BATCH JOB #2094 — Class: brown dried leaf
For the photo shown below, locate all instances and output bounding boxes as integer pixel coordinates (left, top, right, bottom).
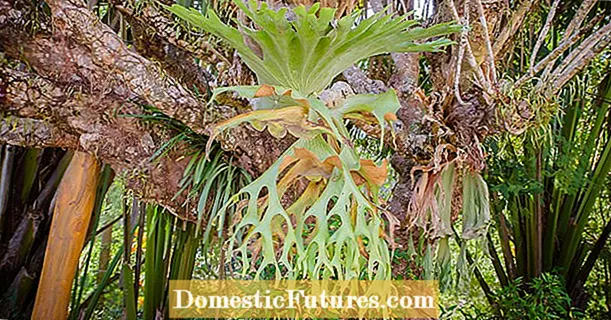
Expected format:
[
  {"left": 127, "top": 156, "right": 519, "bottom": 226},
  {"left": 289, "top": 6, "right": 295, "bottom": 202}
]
[
  {"left": 280, "top": 148, "right": 341, "bottom": 185},
  {"left": 254, "top": 84, "right": 277, "bottom": 97},
  {"left": 351, "top": 159, "right": 388, "bottom": 187}
]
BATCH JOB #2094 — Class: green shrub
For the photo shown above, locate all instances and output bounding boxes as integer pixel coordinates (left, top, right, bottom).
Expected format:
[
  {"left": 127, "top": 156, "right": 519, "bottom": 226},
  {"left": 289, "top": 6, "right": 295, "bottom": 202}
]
[{"left": 494, "top": 273, "right": 581, "bottom": 319}]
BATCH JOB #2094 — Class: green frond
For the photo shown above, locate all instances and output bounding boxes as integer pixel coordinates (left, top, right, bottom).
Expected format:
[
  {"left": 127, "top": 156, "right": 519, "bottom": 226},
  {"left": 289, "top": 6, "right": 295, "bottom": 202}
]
[
  {"left": 167, "top": 0, "right": 459, "bottom": 95},
  {"left": 222, "top": 136, "right": 391, "bottom": 279}
]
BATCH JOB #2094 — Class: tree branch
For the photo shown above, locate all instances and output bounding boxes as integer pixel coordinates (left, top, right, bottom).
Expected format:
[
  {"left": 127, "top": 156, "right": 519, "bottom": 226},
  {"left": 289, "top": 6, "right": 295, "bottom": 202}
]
[
  {"left": 474, "top": 0, "right": 497, "bottom": 83},
  {"left": 0, "top": 117, "right": 78, "bottom": 149},
  {"left": 515, "top": 15, "right": 602, "bottom": 87},
  {"left": 529, "top": 0, "right": 559, "bottom": 74},
  {"left": 540, "top": 0, "right": 598, "bottom": 80},
  {"left": 342, "top": 65, "right": 388, "bottom": 94},
  {"left": 44, "top": 0, "right": 215, "bottom": 132},
  {"left": 550, "top": 21, "right": 611, "bottom": 93},
  {"left": 493, "top": 0, "right": 536, "bottom": 58}
]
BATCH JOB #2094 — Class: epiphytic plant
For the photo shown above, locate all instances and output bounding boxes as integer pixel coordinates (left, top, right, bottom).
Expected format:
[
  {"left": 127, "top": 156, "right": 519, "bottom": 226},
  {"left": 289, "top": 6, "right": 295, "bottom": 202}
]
[{"left": 168, "top": 0, "right": 459, "bottom": 279}]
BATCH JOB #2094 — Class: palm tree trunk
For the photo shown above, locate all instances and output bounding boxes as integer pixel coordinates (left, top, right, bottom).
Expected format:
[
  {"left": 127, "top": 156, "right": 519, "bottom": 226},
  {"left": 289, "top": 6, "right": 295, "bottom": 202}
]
[{"left": 31, "top": 152, "right": 100, "bottom": 319}]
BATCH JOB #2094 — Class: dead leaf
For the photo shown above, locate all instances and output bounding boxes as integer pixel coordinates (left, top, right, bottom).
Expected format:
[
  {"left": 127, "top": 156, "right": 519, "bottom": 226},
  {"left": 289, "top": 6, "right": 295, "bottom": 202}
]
[
  {"left": 384, "top": 112, "right": 398, "bottom": 121},
  {"left": 352, "top": 159, "right": 388, "bottom": 186},
  {"left": 254, "top": 84, "right": 277, "bottom": 97}
]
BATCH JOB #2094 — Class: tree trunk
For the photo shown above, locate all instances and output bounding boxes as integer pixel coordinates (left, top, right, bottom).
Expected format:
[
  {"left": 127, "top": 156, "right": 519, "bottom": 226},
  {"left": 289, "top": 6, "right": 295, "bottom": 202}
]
[{"left": 31, "top": 152, "right": 100, "bottom": 319}]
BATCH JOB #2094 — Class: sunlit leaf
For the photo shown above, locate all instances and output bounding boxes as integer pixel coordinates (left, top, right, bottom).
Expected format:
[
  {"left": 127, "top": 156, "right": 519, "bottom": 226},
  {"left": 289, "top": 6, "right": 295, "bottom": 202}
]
[{"left": 167, "top": 0, "right": 459, "bottom": 94}]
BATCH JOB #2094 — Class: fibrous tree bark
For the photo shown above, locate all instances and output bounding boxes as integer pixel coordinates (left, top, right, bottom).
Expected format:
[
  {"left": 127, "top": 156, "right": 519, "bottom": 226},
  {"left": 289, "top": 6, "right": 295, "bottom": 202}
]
[{"left": 1, "top": 0, "right": 290, "bottom": 219}]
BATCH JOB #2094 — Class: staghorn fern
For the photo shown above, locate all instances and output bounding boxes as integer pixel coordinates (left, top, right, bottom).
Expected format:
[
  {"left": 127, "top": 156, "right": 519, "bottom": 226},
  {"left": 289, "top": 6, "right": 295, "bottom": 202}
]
[
  {"left": 461, "top": 170, "right": 491, "bottom": 240},
  {"left": 167, "top": 1, "right": 459, "bottom": 279},
  {"left": 227, "top": 137, "right": 392, "bottom": 279},
  {"left": 167, "top": 0, "right": 460, "bottom": 95},
  {"left": 208, "top": 85, "right": 399, "bottom": 279}
]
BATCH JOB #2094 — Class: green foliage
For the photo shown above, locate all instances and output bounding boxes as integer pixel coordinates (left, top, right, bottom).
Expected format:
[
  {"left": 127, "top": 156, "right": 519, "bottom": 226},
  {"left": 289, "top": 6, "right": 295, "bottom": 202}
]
[
  {"left": 167, "top": 0, "right": 459, "bottom": 95},
  {"left": 125, "top": 104, "right": 251, "bottom": 254},
  {"left": 485, "top": 64, "right": 611, "bottom": 317},
  {"left": 441, "top": 298, "right": 493, "bottom": 320},
  {"left": 70, "top": 182, "right": 218, "bottom": 319},
  {"left": 493, "top": 274, "right": 580, "bottom": 319},
  {"left": 164, "top": 1, "right": 459, "bottom": 280},
  {"left": 442, "top": 274, "right": 580, "bottom": 319},
  {"left": 210, "top": 86, "right": 400, "bottom": 279},
  {"left": 584, "top": 253, "right": 611, "bottom": 318},
  {"left": 142, "top": 205, "right": 169, "bottom": 320}
]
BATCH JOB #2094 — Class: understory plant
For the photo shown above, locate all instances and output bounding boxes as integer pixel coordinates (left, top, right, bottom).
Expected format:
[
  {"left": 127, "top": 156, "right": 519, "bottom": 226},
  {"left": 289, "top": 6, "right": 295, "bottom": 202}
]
[
  {"left": 168, "top": 0, "right": 460, "bottom": 279},
  {"left": 486, "top": 70, "right": 611, "bottom": 309},
  {"left": 492, "top": 273, "right": 581, "bottom": 319}
]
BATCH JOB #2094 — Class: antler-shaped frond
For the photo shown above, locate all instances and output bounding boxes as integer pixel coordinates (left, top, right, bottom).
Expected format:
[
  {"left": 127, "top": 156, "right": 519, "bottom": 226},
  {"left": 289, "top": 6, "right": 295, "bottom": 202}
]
[{"left": 167, "top": 0, "right": 460, "bottom": 95}]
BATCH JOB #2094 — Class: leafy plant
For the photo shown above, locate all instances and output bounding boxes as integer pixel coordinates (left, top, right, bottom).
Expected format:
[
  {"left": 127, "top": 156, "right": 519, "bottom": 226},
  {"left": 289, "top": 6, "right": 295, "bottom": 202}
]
[
  {"left": 168, "top": 0, "right": 460, "bottom": 95},
  {"left": 493, "top": 273, "right": 581, "bottom": 319},
  {"left": 485, "top": 71, "right": 611, "bottom": 310},
  {"left": 167, "top": 1, "right": 459, "bottom": 279},
  {"left": 210, "top": 86, "right": 399, "bottom": 279}
]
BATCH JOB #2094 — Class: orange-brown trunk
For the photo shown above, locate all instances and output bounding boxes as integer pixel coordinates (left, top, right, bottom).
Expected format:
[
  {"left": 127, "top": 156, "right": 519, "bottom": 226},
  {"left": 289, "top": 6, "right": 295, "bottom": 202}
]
[{"left": 32, "top": 152, "right": 100, "bottom": 319}]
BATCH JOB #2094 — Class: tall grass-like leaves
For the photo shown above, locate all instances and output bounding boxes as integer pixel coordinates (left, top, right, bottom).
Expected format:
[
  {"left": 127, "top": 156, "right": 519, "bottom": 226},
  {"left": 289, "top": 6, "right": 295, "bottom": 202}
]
[
  {"left": 169, "top": 223, "right": 200, "bottom": 281},
  {"left": 0, "top": 146, "right": 16, "bottom": 239},
  {"left": 122, "top": 196, "right": 137, "bottom": 320},
  {"left": 143, "top": 205, "right": 169, "bottom": 320},
  {"left": 82, "top": 247, "right": 123, "bottom": 320},
  {"left": 485, "top": 74, "right": 611, "bottom": 308},
  {"left": 167, "top": 0, "right": 460, "bottom": 95},
  {"left": 19, "top": 149, "right": 41, "bottom": 204}
]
